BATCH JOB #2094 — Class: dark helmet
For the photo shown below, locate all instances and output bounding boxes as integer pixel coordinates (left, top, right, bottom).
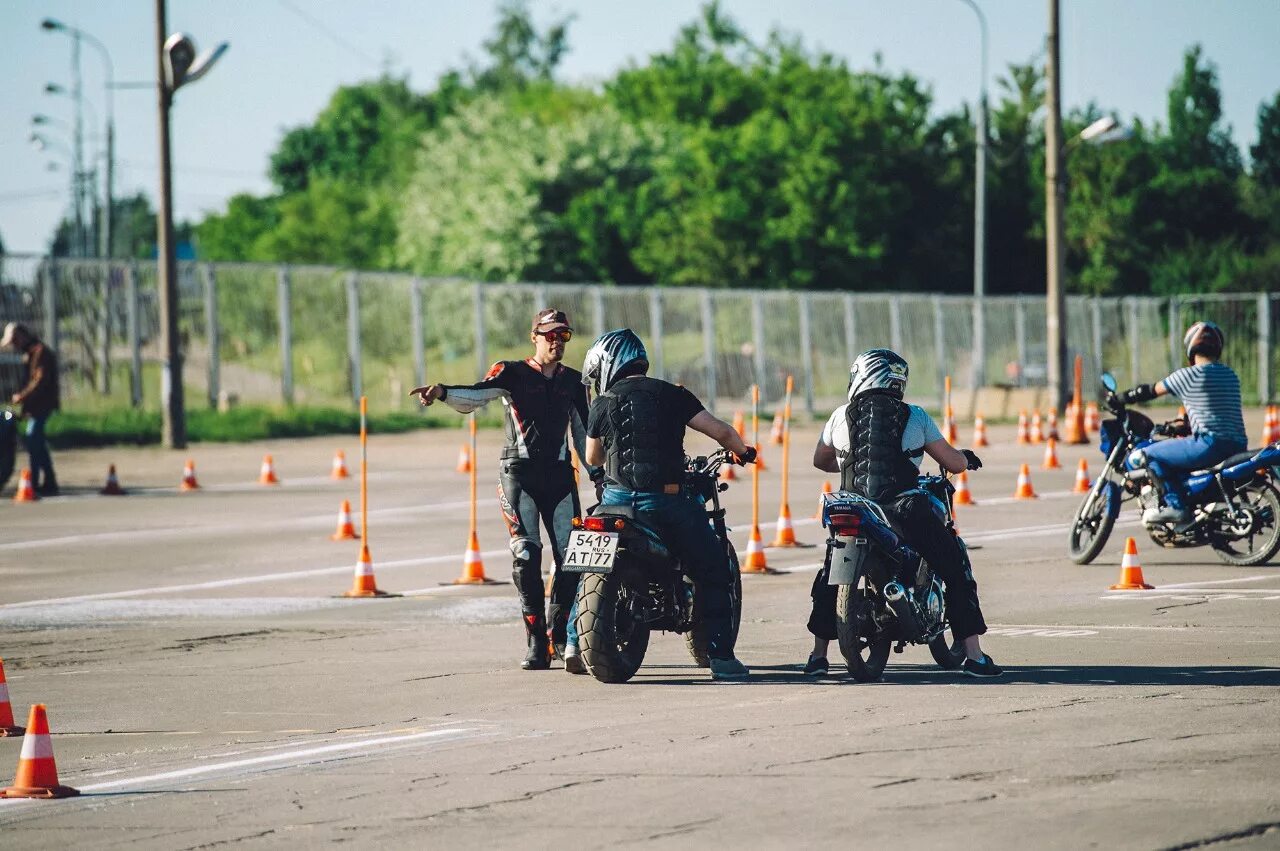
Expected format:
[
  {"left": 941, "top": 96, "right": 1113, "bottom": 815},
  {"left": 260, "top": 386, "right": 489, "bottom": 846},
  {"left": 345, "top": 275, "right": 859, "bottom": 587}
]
[
  {"left": 582, "top": 329, "right": 648, "bottom": 397},
  {"left": 1183, "top": 321, "right": 1224, "bottom": 363},
  {"left": 847, "top": 349, "right": 909, "bottom": 401}
]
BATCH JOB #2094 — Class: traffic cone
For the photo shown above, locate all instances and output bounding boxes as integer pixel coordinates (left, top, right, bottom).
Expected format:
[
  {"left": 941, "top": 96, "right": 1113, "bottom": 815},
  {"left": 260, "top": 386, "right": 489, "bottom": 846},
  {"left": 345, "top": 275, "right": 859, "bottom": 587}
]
[
  {"left": 1, "top": 704, "right": 79, "bottom": 799},
  {"left": 1017, "top": 411, "right": 1030, "bottom": 444},
  {"left": 0, "top": 660, "right": 24, "bottom": 737},
  {"left": 971, "top": 413, "right": 989, "bottom": 448},
  {"left": 769, "top": 411, "right": 785, "bottom": 445},
  {"left": 769, "top": 503, "right": 802, "bottom": 548},
  {"left": 180, "top": 459, "right": 200, "bottom": 491},
  {"left": 1029, "top": 412, "right": 1044, "bottom": 443},
  {"left": 814, "top": 480, "right": 833, "bottom": 519},
  {"left": 1110, "top": 537, "right": 1154, "bottom": 590},
  {"left": 341, "top": 544, "right": 392, "bottom": 597},
  {"left": 12, "top": 469, "right": 37, "bottom": 503},
  {"left": 456, "top": 444, "right": 472, "bottom": 474},
  {"left": 258, "top": 454, "right": 280, "bottom": 485},
  {"left": 1047, "top": 408, "right": 1060, "bottom": 441},
  {"left": 954, "top": 470, "right": 975, "bottom": 505},
  {"left": 330, "top": 450, "right": 350, "bottom": 480},
  {"left": 1086, "top": 401, "right": 1101, "bottom": 432},
  {"left": 1014, "top": 463, "right": 1037, "bottom": 499},
  {"left": 99, "top": 464, "right": 126, "bottom": 495},
  {"left": 944, "top": 406, "right": 958, "bottom": 444},
  {"left": 1041, "top": 437, "right": 1062, "bottom": 470},
  {"left": 732, "top": 410, "right": 746, "bottom": 441},
  {"left": 1073, "top": 458, "right": 1092, "bottom": 493},
  {"left": 452, "top": 531, "right": 497, "bottom": 584},
  {"left": 330, "top": 500, "right": 360, "bottom": 541},
  {"left": 742, "top": 525, "right": 772, "bottom": 573},
  {"left": 1263, "top": 406, "right": 1279, "bottom": 445},
  {"left": 720, "top": 462, "right": 737, "bottom": 481}
]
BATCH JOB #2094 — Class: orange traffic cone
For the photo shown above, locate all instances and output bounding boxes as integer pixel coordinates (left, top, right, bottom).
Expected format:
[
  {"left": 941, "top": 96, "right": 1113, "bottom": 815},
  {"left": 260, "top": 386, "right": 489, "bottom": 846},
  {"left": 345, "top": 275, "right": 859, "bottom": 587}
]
[
  {"left": 99, "top": 464, "right": 126, "bottom": 495},
  {"left": 732, "top": 410, "right": 746, "bottom": 441},
  {"left": 944, "top": 407, "right": 958, "bottom": 444},
  {"left": 1, "top": 704, "right": 79, "bottom": 799},
  {"left": 814, "top": 480, "right": 833, "bottom": 519},
  {"left": 342, "top": 544, "right": 393, "bottom": 597},
  {"left": 12, "top": 469, "right": 37, "bottom": 503},
  {"left": 1110, "top": 537, "right": 1154, "bottom": 590},
  {"left": 742, "top": 525, "right": 773, "bottom": 573},
  {"left": 456, "top": 444, "right": 473, "bottom": 474},
  {"left": 452, "top": 531, "right": 497, "bottom": 584},
  {"left": 769, "top": 411, "right": 785, "bottom": 445},
  {"left": 1086, "top": 401, "right": 1101, "bottom": 432},
  {"left": 180, "top": 459, "right": 200, "bottom": 491},
  {"left": 1014, "top": 463, "right": 1037, "bottom": 499},
  {"left": 1016, "top": 411, "right": 1030, "bottom": 444},
  {"left": 769, "top": 503, "right": 804, "bottom": 548},
  {"left": 330, "top": 500, "right": 360, "bottom": 541},
  {"left": 972, "top": 413, "right": 989, "bottom": 448},
  {"left": 1073, "top": 458, "right": 1092, "bottom": 493},
  {"left": 330, "top": 450, "right": 350, "bottom": 480},
  {"left": 1264, "top": 406, "right": 1279, "bottom": 445},
  {"left": 0, "top": 660, "right": 24, "bottom": 737},
  {"left": 1047, "top": 408, "right": 1060, "bottom": 441},
  {"left": 954, "top": 470, "right": 976, "bottom": 506},
  {"left": 720, "top": 462, "right": 737, "bottom": 481},
  {"left": 258, "top": 454, "right": 280, "bottom": 485},
  {"left": 1041, "top": 437, "right": 1062, "bottom": 470},
  {"left": 1029, "top": 412, "right": 1044, "bottom": 443}
]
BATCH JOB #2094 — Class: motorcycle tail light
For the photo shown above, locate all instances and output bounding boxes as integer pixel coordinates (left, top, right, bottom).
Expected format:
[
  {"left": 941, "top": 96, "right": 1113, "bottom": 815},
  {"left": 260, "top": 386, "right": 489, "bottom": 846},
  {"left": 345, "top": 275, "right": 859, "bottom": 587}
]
[
  {"left": 827, "top": 512, "right": 861, "bottom": 535},
  {"left": 612, "top": 519, "right": 626, "bottom": 531},
  {"left": 583, "top": 516, "right": 607, "bottom": 532},
  {"left": 571, "top": 517, "right": 583, "bottom": 528}
]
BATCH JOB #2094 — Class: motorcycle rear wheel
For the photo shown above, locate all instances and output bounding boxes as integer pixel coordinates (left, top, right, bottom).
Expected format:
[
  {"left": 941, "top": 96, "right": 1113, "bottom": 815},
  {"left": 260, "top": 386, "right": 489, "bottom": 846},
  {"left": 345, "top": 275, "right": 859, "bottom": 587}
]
[
  {"left": 685, "top": 545, "right": 743, "bottom": 668},
  {"left": 836, "top": 583, "right": 891, "bottom": 682},
  {"left": 928, "top": 634, "right": 965, "bottom": 670},
  {"left": 1209, "top": 481, "right": 1280, "bottom": 567},
  {"left": 1069, "top": 479, "right": 1119, "bottom": 565},
  {"left": 576, "top": 572, "right": 651, "bottom": 684}
]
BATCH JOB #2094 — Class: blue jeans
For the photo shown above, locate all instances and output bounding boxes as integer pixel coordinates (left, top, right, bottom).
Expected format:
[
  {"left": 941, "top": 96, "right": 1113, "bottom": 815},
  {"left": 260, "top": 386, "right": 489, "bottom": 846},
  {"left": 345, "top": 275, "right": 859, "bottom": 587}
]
[
  {"left": 1142, "top": 434, "right": 1245, "bottom": 509},
  {"left": 24, "top": 414, "right": 56, "bottom": 490},
  {"left": 567, "top": 487, "right": 734, "bottom": 657}
]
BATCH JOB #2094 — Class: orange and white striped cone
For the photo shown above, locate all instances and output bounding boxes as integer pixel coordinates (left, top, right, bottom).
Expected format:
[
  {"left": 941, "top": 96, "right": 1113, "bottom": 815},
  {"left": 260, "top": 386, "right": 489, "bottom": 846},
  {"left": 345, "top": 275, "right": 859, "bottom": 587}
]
[
  {"left": 720, "top": 462, "right": 737, "bottom": 481},
  {"left": 456, "top": 445, "right": 472, "bottom": 474},
  {"left": 452, "top": 531, "right": 498, "bottom": 584},
  {"left": 0, "top": 660, "right": 24, "bottom": 737},
  {"left": 769, "top": 503, "right": 803, "bottom": 548},
  {"left": 971, "top": 413, "right": 989, "bottom": 448},
  {"left": 330, "top": 500, "right": 360, "bottom": 541},
  {"left": 12, "top": 469, "right": 37, "bottom": 503},
  {"left": 1110, "top": 537, "right": 1154, "bottom": 590},
  {"left": 1029, "top": 412, "right": 1044, "bottom": 444},
  {"left": 1073, "top": 458, "right": 1092, "bottom": 493},
  {"left": 1047, "top": 407, "right": 1060, "bottom": 441},
  {"left": 258, "top": 454, "right": 280, "bottom": 485},
  {"left": 1086, "top": 401, "right": 1101, "bottom": 432},
  {"left": 331, "top": 450, "right": 350, "bottom": 480},
  {"left": 1041, "top": 437, "right": 1062, "bottom": 470},
  {"left": 1, "top": 704, "right": 79, "bottom": 799},
  {"left": 742, "top": 525, "right": 773, "bottom": 573},
  {"left": 944, "top": 407, "right": 958, "bottom": 444},
  {"left": 1016, "top": 411, "right": 1030, "bottom": 444},
  {"left": 954, "top": 470, "right": 975, "bottom": 506},
  {"left": 769, "top": 411, "right": 785, "bottom": 445},
  {"left": 100, "top": 464, "right": 126, "bottom": 496},
  {"left": 813, "top": 480, "right": 833, "bottom": 519},
  {"left": 1014, "top": 463, "right": 1037, "bottom": 499},
  {"left": 1264, "top": 406, "right": 1279, "bottom": 445},
  {"left": 180, "top": 459, "right": 200, "bottom": 491},
  {"left": 341, "top": 544, "right": 393, "bottom": 597}
]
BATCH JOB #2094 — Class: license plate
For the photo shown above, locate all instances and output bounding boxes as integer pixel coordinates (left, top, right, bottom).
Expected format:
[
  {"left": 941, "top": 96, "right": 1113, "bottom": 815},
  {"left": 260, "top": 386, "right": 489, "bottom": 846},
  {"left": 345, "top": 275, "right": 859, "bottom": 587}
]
[{"left": 563, "top": 530, "right": 619, "bottom": 572}]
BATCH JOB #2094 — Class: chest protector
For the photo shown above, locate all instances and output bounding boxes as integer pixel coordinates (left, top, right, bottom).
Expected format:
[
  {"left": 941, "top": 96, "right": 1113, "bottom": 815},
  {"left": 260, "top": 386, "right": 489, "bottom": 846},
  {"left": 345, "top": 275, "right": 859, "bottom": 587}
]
[
  {"left": 840, "top": 391, "right": 919, "bottom": 502},
  {"left": 602, "top": 378, "right": 685, "bottom": 491}
]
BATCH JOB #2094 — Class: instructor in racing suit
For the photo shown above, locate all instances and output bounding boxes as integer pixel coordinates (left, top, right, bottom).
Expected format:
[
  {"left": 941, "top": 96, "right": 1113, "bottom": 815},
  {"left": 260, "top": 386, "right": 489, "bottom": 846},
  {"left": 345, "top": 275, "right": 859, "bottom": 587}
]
[
  {"left": 807, "top": 349, "right": 1002, "bottom": 678},
  {"left": 412, "top": 308, "right": 596, "bottom": 671}
]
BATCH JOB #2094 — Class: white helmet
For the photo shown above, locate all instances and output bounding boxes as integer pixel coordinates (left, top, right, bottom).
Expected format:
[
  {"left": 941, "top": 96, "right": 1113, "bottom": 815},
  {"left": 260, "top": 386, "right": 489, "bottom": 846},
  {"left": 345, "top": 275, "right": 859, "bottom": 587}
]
[
  {"left": 582, "top": 329, "right": 648, "bottom": 397},
  {"left": 847, "top": 349, "right": 909, "bottom": 401}
]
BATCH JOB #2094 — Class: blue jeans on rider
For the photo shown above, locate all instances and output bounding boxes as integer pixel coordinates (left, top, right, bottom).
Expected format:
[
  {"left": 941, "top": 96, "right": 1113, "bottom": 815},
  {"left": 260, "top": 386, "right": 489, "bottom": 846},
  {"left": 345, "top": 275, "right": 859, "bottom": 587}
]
[
  {"left": 25, "top": 414, "right": 56, "bottom": 491},
  {"left": 566, "top": 487, "right": 735, "bottom": 657},
  {"left": 1142, "top": 434, "right": 1246, "bottom": 509}
]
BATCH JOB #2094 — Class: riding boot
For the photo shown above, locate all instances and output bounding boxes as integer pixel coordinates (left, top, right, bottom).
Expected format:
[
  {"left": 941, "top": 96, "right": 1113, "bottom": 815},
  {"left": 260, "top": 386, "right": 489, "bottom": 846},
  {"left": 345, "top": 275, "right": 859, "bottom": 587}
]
[
  {"left": 547, "top": 605, "right": 571, "bottom": 661},
  {"left": 520, "top": 613, "right": 551, "bottom": 670}
]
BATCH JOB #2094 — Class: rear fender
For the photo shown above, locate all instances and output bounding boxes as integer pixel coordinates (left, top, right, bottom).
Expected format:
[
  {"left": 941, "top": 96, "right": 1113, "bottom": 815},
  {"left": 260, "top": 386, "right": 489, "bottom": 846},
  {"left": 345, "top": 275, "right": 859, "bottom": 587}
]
[{"left": 828, "top": 536, "right": 868, "bottom": 585}]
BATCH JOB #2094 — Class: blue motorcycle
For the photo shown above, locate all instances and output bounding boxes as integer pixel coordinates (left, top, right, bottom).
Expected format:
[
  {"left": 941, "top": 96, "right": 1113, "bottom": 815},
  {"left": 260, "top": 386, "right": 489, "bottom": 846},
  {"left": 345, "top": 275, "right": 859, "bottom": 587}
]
[{"left": 1069, "top": 372, "right": 1280, "bottom": 566}]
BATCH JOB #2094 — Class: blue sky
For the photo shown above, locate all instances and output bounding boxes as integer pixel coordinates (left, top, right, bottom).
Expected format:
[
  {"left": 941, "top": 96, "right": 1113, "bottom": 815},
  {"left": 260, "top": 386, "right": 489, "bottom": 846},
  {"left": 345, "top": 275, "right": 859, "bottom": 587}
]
[{"left": 1, "top": 0, "right": 1277, "bottom": 254}]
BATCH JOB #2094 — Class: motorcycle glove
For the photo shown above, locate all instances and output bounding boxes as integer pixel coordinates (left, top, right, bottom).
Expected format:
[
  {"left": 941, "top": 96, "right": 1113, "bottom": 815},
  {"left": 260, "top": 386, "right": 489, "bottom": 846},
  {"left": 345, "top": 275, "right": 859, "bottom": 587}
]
[
  {"left": 737, "top": 446, "right": 758, "bottom": 466},
  {"left": 1121, "top": 383, "right": 1157, "bottom": 404},
  {"left": 961, "top": 449, "right": 983, "bottom": 471},
  {"left": 587, "top": 464, "right": 606, "bottom": 484}
]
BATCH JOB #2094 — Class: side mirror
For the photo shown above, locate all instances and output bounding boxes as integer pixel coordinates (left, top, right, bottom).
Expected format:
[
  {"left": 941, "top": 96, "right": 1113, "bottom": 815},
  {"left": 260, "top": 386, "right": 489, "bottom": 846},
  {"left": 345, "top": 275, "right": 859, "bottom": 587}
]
[{"left": 1100, "top": 372, "right": 1117, "bottom": 393}]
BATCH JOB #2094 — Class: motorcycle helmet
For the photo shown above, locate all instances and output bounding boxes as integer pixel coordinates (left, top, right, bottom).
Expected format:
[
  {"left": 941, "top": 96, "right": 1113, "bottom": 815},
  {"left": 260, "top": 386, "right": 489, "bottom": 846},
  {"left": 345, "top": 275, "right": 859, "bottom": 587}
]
[
  {"left": 847, "top": 348, "right": 909, "bottom": 401},
  {"left": 582, "top": 328, "right": 649, "bottom": 397},
  {"left": 1183, "top": 321, "right": 1224, "bottom": 364}
]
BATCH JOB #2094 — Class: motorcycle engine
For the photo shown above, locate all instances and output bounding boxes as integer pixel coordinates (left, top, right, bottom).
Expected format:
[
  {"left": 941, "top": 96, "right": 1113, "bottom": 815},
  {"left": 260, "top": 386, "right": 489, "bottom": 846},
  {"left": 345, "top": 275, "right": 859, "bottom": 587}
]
[{"left": 1138, "top": 483, "right": 1161, "bottom": 512}]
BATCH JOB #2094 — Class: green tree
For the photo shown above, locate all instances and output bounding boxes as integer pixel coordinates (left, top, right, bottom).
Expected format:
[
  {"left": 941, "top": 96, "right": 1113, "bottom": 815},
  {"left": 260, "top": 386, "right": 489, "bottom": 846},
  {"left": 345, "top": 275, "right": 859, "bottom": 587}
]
[{"left": 1251, "top": 92, "right": 1280, "bottom": 188}]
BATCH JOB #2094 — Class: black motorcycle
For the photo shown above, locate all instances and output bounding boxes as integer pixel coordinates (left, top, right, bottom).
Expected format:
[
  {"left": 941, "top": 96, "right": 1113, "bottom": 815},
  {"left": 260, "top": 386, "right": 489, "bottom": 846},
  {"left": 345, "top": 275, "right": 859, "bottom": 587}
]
[
  {"left": 823, "top": 474, "right": 969, "bottom": 682},
  {"left": 565, "top": 449, "right": 743, "bottom": 684},
  {"left": 0, "top": 408, "right": 16, "bottom": 492}
]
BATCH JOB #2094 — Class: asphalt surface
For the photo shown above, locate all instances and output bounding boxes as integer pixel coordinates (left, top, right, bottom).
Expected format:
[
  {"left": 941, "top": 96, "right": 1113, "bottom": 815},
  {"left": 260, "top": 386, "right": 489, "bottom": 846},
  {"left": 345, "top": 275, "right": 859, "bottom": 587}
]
[{"left": 1, "top": 422, "right": 1278, "bottom": 850}]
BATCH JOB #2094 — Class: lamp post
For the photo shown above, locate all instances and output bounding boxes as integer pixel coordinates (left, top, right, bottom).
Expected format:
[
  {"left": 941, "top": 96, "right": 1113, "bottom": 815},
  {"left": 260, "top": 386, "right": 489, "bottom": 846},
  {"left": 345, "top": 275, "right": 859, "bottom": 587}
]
[
  {"left": 154, "top": 0, "right": 229, "bottom": 448},
  {"left": 956, "top": 0, "right": 988, "bottom": 389}
]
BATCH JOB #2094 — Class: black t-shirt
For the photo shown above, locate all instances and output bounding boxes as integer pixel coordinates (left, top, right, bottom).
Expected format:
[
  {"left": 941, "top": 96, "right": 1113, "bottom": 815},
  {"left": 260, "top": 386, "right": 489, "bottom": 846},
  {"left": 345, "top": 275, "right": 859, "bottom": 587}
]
[{"left": 587, "top": 377, "right": 705, "bottom": 481}]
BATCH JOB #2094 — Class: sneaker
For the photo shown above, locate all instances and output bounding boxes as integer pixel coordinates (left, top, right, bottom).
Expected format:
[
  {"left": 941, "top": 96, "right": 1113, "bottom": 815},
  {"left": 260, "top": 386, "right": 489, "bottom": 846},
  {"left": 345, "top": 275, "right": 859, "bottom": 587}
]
[
  {"left": 803, "top": 655, "right": 828, "bottom": 676},
  {"left": 962, "top": 654, "right": 1004, "bottom": 678},
  {"left": 710, "top": 657, "right": 750, "bottom": 681},
  {"left": 563, "top": 643, "right": 587, "bottom": 675}
]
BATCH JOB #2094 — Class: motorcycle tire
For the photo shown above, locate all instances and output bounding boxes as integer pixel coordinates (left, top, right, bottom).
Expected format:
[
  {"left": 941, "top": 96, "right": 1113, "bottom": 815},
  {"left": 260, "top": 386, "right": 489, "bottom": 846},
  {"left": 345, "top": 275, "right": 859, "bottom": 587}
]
[
  {"left": 928, "top": 634, "right": 965, "bottom": 670},
  {"left": 575, "top": 571, "right": 650, "bottom": 684},
  {"left": 1069, "top": 479, "right": 1120, "bottom": 565},
  {"left": 836, "top": 583, "right": 891, "bottom": 683},
  {"left": 1209, "top": 480, "right": 1280, "bottom": 567},
  {"left": 0, "top": 411, "right": 16, "bottom": 493},
  {"left": 685, "top": 544, "right": 743, "bottom": 668}
]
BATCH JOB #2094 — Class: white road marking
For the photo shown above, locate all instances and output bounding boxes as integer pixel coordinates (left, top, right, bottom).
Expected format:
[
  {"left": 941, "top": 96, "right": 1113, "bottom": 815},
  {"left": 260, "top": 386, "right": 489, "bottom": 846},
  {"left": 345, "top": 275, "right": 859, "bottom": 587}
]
[
  {"left": 986, "top": 627, "right": 1098, "bottom": 637},
  {"left": 1161, "top": 575, "right": 1274, "bottom": 589},
  {"left": 987, "top": 623, "right": 1192, "bottom": 632}
]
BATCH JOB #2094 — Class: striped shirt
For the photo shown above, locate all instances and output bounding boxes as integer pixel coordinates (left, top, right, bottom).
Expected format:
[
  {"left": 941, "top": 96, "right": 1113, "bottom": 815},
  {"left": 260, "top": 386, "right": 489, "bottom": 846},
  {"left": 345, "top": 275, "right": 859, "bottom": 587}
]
[{"left": 1162, "top": 363, "right": 1247, "bottom": 445}]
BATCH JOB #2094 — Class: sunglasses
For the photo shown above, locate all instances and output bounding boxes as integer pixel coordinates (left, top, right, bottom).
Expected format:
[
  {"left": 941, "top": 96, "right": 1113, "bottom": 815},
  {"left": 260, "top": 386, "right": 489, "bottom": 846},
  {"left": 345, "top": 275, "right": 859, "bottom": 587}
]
[{"left": 534, "top": 328, "right": 573, "bottom": 343}]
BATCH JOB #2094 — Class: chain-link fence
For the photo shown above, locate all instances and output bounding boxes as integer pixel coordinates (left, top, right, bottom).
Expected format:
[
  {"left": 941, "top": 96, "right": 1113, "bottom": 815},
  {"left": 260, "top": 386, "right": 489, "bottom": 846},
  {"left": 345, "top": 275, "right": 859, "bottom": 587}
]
[{"left": 1, "top": 253, "right": 1276, "bottom": 417}]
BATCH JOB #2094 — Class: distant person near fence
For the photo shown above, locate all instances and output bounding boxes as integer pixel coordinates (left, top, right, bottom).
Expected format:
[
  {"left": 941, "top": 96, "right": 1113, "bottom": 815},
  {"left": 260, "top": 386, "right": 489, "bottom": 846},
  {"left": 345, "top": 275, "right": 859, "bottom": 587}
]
[{"left": 3, "top": 322, "right": 61, "bottom": 496}]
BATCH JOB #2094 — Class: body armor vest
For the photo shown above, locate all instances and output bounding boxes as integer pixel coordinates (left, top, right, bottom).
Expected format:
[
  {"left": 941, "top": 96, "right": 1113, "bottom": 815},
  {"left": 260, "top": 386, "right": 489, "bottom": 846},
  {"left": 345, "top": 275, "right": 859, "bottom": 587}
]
[
  {"left": 602, "top": 378, "right": 685, "bottom": 492},
  {"left": 840, "top": 391, "right": 919, "bottom": 502}
]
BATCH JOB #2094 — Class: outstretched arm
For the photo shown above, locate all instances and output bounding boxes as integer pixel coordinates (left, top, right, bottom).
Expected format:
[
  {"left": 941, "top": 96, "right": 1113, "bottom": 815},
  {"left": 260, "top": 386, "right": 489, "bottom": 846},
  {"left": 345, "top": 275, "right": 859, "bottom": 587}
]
[
  {"left": 410, "top": 362, "right": 514, "bottom": 413},
  {"left": 688, "top": 410, "right": 751, "bottom": 457}
]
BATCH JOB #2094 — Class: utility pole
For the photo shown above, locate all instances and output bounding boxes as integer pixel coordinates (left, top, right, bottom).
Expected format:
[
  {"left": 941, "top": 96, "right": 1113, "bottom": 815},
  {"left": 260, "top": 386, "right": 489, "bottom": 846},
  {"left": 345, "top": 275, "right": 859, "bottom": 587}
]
[
  {"left": 1044, "top": 0, "right": 1067, "bottom": 410},
  {"left": 155, "top": 0, "right": 185, "bottom": 447},
  {"left": 958, "top": 0, "right": 989, "bottom": 389},
  {"left": 71, "top": 35, "right": 86, "bottom": 258}
]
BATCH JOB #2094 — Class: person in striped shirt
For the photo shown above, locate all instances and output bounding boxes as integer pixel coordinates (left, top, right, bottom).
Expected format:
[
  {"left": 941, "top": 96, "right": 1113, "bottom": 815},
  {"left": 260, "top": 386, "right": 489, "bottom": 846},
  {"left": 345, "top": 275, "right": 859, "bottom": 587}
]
[{"left": 1117, "top": 321, "right": 1248, "bottom": 525}]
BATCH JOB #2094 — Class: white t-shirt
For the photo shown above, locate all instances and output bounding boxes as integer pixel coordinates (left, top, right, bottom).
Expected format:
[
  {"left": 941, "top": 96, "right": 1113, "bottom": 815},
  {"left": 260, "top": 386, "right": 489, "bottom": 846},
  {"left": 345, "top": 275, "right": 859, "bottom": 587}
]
[{"left": 819, "top": 403, "right": 944, "bottom": 470}]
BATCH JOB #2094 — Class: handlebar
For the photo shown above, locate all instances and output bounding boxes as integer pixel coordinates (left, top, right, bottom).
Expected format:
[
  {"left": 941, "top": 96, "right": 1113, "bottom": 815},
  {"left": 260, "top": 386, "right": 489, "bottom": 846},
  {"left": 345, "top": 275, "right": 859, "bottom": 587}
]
[{"left": 687, "top": 448, "right": 738, "bottom": 476}]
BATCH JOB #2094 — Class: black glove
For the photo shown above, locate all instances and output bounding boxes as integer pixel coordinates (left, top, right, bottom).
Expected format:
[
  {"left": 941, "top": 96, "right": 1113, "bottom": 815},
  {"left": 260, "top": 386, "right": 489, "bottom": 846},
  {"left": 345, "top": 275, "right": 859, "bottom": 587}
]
[
  {"left": 587, "top": 465, "right": 605, "bottom": 483},
  {"left": 1120, "top": 383, "right": 1157, "bottom": 405},
  {"left": 961, "top": 449, "right": 983, "bottom": 471},
  {"left": 736, "top": 446, "right": 758, "bottom": 466}
]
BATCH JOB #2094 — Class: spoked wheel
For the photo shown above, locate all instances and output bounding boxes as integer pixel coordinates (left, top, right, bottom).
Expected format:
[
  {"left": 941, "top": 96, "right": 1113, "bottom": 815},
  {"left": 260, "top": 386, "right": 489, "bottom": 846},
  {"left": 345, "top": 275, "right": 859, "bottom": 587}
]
[
  {"left": 686, "top": 545, "right": 743, "bottom": 668},
  {"left": 836, "top": 582, "right": 891, "bottom": 682},
  {"left": 1069, "top": 478, "right": 1120, "bottom": 565},
  {"left": 576, "top": 572, "right": 651, "bottom": 683},
  {"left": 1209, "top": 481, "right": 1280, "bottom": 567},
  {"left": 928, "top": 634, "right": 965, "bottom": 670}
]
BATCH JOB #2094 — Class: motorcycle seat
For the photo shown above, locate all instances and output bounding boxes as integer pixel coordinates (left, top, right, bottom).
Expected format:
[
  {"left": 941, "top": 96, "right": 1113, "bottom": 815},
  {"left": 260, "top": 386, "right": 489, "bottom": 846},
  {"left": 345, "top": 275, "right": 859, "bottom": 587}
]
[
  {"left": 1191, "top": 450, "right": 1258, "bottom": 476},
  {"left": 591, "top": 504, "right": 668, "bottom": 543}
]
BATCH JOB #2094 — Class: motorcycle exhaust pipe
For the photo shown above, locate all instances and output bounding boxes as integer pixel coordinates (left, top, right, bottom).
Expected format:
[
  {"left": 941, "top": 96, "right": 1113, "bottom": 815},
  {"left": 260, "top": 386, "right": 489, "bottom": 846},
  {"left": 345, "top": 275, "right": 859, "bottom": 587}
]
[{"left": 884, "top": 581, "right": 907, "bottom": 602}]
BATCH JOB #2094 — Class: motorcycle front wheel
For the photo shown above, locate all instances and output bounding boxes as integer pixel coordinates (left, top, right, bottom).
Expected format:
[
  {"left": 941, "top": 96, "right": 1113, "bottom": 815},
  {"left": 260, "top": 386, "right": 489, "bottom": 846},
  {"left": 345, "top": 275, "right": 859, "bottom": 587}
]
[
  {"left": 576, "top": 571, "right": 651, "bottom": 684},
  {"left": 685, "top": 544, "right": 743, "bottom": 668},
  {"left": 836, "top": 583, "right": 891, "bottom": 682},
  {"left": 1209, "top": 480, "right": 1280, "bottom": 567},
  {"left": 1069, "top": 478, "right": 1120, "bottom": 565}
]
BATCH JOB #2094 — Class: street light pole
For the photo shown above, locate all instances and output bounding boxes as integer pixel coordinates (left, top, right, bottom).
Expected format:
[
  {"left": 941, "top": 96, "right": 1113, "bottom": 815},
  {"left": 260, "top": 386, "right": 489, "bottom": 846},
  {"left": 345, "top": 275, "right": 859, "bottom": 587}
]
[
  {"left": 155, "top": 0, "right": 185, "bottom": 448},
  {"left": 1044, "top": 0, "right": 1067, "bottom": 410},
  {"left": 957, "top": 0, "right": 988, "bottom": 389}
]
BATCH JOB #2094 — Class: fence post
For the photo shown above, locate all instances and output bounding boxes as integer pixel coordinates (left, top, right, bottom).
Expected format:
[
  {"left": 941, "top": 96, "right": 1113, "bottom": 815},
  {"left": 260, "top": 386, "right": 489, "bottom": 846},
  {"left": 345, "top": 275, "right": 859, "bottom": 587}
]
[
  {"left": 411, "top": 277, "right": 426, "bottom": 392},
  {"left": 889, "top": 295, "right": 903, "bottom": 354},
  {"left": 127, "top": 260, "right": 142, "bottom": 408},
  {"left": 346, "top": 271, "right": 362, "bottom": 406},
  {"left": 649, "top": 288, "right": 664, "bottom": 379},
  {"left": 1014, "top": 297, "right": 1027, "bottom": 387},
  {"left": 96, "top": 265, "right": 111, "bottom": 396},
  {"left": 277, "top": 266, "right": 294, "bottom": 405},
  {"left": 1168, "top": 297, "right": 1181, "bottom": 374},
  {"left": 43, "top": 262, "right": 59, "bottom": 356},
  {"left": 931, "top": 295, "right": 946, "bottom": 396},
  {"left": 843, "top": 294, "right": 857, "bottom": 368},
  {"left": 700, "top": 289, "right": 717, "bottom": 414},
  {"left": 1259, "top": 293, "right": 1272, "bottom": 405},
  {"left": 1126, "top": 298, "right": 1141, "bottom": 387},
  {"left": 972, "top": 295, "right": 986, "bottom": 388},
  {"left": 203, "top": 263, "right": 219, "bottom": 409},
  {"left": 751, "top": 292, "right": 767, "bottom": 398},
  {"left": 532, "top": 283, "right": 548, "bottom": 311},
  {"left": 591, "top": 287, "right": 605, "bottom": 338},
  {"left": 799, "top": 293, "right": 815, "bottom": 416},
  {"left": 1090, "top": 297, "right": 1104, "bottom": 378},
  {"left": 474, "top": 282, "right": 488, "bottom": 378}
]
